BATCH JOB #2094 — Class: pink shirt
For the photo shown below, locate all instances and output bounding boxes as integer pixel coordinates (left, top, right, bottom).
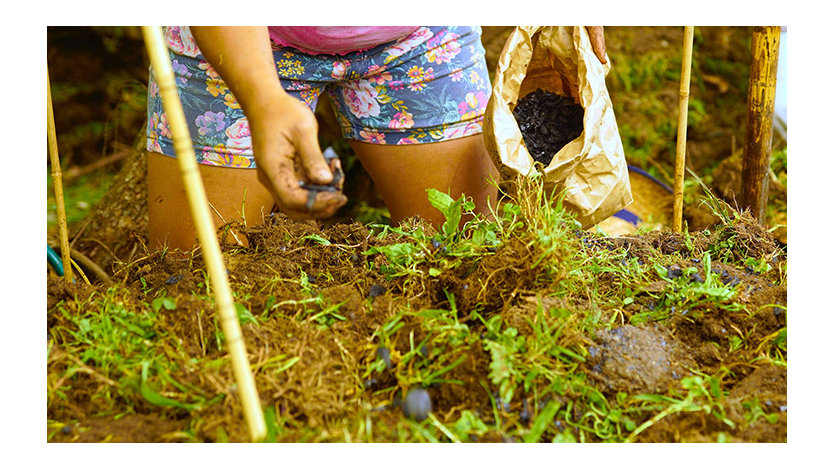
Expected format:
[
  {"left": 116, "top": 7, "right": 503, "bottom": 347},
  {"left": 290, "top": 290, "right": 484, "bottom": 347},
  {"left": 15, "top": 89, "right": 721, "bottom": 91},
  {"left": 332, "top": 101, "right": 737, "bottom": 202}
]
[{"left": 268, "top": 26, "right": 418, "bottom": 55}]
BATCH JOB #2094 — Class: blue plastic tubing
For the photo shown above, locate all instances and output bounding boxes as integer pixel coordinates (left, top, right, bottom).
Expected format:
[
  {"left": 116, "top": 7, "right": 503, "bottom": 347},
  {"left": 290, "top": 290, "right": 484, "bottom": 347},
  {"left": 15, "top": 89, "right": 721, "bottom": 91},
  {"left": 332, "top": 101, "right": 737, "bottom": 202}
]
[{"left": 47, "top": 245, "right": 65, "bottom": 277}]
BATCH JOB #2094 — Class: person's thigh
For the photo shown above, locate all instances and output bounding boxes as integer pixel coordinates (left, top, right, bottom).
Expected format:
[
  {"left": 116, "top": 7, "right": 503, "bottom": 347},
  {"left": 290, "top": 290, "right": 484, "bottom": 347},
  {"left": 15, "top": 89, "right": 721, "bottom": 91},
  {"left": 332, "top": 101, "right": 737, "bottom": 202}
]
[
  {"left": 147, "top": 151, "right": 275, "bottom": 252},
  {"left": 332, "top": 26, "right": 498, "bottom": 226},
  {"left": 350, "top": 135, "right": 499, "bottom": 227}
]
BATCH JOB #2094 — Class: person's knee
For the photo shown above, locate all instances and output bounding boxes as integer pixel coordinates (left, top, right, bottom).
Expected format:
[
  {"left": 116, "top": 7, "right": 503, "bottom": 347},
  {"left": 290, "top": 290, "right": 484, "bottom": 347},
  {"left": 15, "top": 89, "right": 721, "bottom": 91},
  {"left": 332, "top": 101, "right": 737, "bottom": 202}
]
[
  {"left": 350, "top": 135, "right": 499, "bottom": 226},
  {"left": 146, "top": 152, "right": 275, "bottom": 252}
]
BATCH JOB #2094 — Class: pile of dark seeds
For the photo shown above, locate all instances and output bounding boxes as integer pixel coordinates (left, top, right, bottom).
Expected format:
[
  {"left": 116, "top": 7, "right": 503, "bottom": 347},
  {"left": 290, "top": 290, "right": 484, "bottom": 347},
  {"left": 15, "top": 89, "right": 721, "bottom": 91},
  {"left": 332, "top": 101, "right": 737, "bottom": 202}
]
[{"left": 513, "top": 88, "right": 585, "bottom": 165}]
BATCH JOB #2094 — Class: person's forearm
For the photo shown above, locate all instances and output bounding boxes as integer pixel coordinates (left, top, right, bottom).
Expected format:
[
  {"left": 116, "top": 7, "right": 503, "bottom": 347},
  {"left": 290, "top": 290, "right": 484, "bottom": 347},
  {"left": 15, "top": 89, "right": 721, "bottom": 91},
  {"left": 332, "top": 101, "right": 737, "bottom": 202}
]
[
  {"left": 189, "top": 26, "right": 343, "bottom": 217},
  {"left": 190, "top": 26, "right": 286, "bottom": 116}
]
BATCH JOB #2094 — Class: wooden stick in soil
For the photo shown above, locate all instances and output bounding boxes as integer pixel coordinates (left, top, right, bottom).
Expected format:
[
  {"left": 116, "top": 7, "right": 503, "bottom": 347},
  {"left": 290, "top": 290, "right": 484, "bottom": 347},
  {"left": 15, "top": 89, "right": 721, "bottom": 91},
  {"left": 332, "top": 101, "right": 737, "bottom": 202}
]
[
  {"left": 141, "top": 26, "right": 267, "bottom": 442},
  {"left": 742, "top": 26, "right": 780, "bottom": 225},
  {"left": 47, "top": 65, "right": 74, "bottom": 283},
  {"left": 673, "top": 26, "right": 695, "bottom": 233}
]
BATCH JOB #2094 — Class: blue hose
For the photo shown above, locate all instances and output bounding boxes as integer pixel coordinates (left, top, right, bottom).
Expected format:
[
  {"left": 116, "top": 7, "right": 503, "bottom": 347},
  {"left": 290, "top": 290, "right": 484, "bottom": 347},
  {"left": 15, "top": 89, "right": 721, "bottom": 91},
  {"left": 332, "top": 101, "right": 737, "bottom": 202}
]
[{"left": 47, "top": 245, "right": 65, "bottom": 277}]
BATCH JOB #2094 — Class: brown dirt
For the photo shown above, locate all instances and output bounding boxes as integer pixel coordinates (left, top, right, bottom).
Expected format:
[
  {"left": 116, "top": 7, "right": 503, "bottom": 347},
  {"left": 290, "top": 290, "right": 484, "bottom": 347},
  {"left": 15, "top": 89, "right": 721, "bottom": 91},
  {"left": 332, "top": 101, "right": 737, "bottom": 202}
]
[{"left": 47, "top": 209, "right": 786, "bottom": 443}]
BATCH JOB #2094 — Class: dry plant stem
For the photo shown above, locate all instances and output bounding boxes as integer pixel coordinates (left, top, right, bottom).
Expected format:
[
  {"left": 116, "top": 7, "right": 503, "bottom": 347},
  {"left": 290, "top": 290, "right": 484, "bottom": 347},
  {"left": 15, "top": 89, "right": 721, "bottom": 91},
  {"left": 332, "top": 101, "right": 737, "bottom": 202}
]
[
  {"left": 47, "top": 66, "right": 74, "bottom": 283},
  {"left": 742, "top": 26, "right": 780, "bottom": 225},
  {"left": 69, "top": 247, "right": 111, "bottom": 283},
  {"left": 673, "top": 26, "right": 695, "bottom": 233},
  {"left": 68, "top": 258, "right": 91, "bottom": 285},
  {"left": 63, "top": 145, "right": 132, "bottom": 182},
  {"left": 142, "top": 26, "right": 266, "bottom": 442}
]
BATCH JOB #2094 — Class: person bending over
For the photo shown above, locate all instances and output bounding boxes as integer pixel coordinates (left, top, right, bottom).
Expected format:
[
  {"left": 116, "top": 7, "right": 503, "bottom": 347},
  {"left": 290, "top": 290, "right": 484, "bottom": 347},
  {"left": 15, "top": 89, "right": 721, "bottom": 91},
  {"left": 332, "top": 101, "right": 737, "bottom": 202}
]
[{"left": 145, "top": 26, "right": 606, "bottom": 251}]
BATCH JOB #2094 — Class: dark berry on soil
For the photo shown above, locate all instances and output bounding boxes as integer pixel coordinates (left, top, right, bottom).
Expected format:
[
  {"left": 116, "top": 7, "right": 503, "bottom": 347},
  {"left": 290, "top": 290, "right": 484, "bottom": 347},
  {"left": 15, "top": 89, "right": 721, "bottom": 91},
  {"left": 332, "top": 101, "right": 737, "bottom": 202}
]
[
  {"left": 402, "top": 388, "right": 432, "bottom": 421},
  {"left": 165, "top": 274, "right": 183, "bottom": 285},
  {"left": 512, "top": 88, "right": 584, "bottom": 166},
  {"left": 368, "top": 284, "right": 386, "bottom": 299}
]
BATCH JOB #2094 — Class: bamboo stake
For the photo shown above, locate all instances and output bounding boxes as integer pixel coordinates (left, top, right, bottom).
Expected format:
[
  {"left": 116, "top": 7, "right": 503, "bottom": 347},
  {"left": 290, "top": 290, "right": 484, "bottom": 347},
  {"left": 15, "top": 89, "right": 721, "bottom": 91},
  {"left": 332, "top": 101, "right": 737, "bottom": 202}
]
[
  {"left": 47, "top": 65, "right": 74, "bottom": 283},
  {"left": 141, "top": 26, "right": 266, "bottom": 442},
  {"left": 742, "top": 26, "right": 780, "bottom": 225},
  {"left": 673, "top": 26, "right": 695, "bottom": 233}
]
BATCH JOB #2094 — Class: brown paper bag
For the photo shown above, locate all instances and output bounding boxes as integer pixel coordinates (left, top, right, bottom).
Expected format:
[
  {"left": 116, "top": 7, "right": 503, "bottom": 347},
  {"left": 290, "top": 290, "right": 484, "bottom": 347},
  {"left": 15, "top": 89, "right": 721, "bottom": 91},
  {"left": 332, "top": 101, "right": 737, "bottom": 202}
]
[{"left": 484, "top": 26, "right": 632, "bottom": 228}]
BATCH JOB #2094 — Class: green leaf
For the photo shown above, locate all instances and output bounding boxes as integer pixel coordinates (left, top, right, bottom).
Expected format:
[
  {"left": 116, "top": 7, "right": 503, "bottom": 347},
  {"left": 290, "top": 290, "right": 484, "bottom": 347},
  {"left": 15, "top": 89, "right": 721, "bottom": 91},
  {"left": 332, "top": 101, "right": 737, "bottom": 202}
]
[
  {"left": 140, "top": 361, "right": 196, "bottom": 411},
  {"left": 151, "top": 296, "right": 177, "bottom": 312},
  {"left": 303, "top": 234, "right": 331, "bottom": 246},
  {"left": 364, "top": 243, "right": 419, "bottom": 261},
  {"left": 78, "top": 318, "right": 91, "bottom": 334},
  {"left": 236, "top": 303, "right": 258, "bottom": 326},
  {"left": 525, "top": 400, "right": 560, "bottom": 443},
  {"left": 272, "top": 356, "right": 300, "bottom": 375},
  {"left": 427, "top": 188, "right": 454, "bottom": 213},
  {"left": 263, "top": 405, "right": 279, "bottom": 443},
  {"left": 427, "top": 188, "right": 461, "bottom": 238},
  {"left": 552, "top": 430, "right": 577, "bottom": 443},
  {"left": 453, "top": 410, "right": 489, "bottom": 440}
]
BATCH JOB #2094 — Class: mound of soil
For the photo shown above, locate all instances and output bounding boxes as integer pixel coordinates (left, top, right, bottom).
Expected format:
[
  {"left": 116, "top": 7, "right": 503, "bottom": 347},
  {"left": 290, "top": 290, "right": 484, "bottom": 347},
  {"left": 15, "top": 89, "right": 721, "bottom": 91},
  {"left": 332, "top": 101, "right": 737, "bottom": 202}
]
[
  {"left": 47, "top": 209, "right": 787, "bottom": 443},
  {"left": 588, "top": 324, "right": 691, "bottom": 395}
]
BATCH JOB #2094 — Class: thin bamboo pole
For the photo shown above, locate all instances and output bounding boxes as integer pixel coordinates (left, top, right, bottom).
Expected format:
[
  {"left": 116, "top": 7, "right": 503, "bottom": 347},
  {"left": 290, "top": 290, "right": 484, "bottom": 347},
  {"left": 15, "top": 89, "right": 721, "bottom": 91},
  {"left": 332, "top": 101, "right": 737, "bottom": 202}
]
[
  {"left": 47, "top": 65, "right": 74, "bottom": 283},
  {"left": 673, "top": 26, "right": 695, "bottom": 233},
  {"left": 141, "top": 26, "right": 266, "bottom": 442},
  {"left": 742, "top": 26, "right": 780, "bottom": 225}
]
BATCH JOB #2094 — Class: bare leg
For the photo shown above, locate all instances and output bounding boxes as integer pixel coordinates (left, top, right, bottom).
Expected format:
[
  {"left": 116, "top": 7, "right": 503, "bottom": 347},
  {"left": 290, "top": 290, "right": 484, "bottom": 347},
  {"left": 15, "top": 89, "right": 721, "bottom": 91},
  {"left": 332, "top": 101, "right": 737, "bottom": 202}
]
[
  {"left": 349, "top": 135, "right": 499, "bottom": 227},
  {"left": 147, "top": 152, "right": 275, "bottom": 252}
]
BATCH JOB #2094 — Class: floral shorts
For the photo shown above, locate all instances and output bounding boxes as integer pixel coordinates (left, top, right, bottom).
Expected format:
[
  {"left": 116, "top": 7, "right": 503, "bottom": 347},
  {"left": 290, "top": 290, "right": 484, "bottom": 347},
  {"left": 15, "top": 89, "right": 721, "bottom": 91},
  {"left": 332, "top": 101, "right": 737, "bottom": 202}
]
[{"left": 146, "top": 26, "right": 492, "bottom": 168}]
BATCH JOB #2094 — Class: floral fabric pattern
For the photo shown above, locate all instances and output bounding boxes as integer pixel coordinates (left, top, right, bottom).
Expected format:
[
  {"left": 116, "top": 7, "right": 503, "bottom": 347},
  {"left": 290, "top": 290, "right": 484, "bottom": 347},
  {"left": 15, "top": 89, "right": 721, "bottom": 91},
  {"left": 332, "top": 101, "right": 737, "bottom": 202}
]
[{"left": 147, "top": 26, "right": 491, "bottom": 168}]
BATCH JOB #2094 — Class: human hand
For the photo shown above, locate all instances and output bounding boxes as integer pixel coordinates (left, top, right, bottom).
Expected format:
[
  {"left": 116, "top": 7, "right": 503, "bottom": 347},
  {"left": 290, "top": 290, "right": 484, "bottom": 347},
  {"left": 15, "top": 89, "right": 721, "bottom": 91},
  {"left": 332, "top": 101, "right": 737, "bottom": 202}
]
[
  {"left": 585, "top": 26, "right": 607, "bottom": 64},
  {"left": 249, "top": 92, "right": 347, "bottom": 219}
]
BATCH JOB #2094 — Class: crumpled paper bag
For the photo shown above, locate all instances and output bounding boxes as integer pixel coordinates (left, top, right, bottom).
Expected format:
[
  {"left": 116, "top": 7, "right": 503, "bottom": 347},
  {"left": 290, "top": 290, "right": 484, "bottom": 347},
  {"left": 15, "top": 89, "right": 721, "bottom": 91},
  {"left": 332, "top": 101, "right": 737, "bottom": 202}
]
[{"left": 484, "top": 26, "right": 632, "bottom": 228}]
